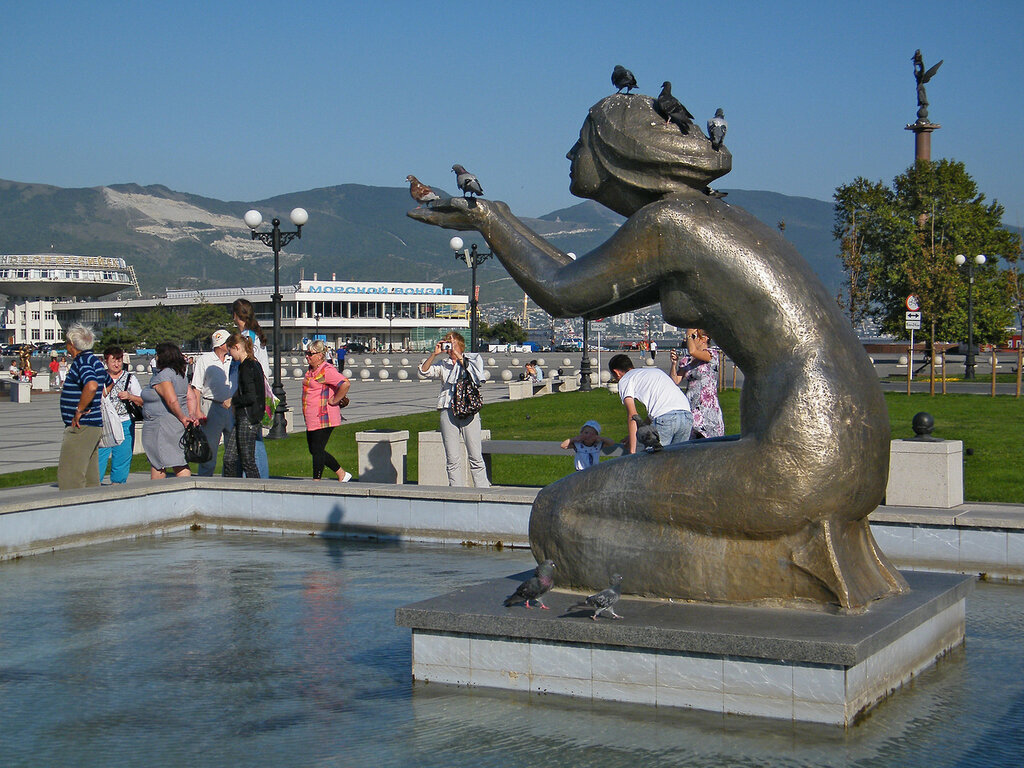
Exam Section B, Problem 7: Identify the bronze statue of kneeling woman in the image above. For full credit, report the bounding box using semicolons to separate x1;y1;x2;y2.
410;93;906;611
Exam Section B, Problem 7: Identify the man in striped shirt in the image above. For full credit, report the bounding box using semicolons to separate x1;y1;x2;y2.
58;324;106;490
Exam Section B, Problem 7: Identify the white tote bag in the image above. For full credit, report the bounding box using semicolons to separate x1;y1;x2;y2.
99;395;126;448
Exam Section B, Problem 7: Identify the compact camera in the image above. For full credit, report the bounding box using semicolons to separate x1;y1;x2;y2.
441;342;453;351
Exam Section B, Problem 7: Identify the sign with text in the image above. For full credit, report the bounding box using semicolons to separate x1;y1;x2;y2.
905;311;922;330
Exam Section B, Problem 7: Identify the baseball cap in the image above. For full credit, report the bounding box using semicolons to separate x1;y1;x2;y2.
211;329;230;348
583;420;602;434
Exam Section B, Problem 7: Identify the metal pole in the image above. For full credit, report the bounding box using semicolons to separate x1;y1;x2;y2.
907;330;913;395
580;319;592;391
991;348;997;397
966;261;977;380
269;219;287;439
469;246;478;353
1017;345;1022;398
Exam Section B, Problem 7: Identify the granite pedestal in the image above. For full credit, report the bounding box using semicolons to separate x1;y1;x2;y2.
396;571;971;726
886;438;963;508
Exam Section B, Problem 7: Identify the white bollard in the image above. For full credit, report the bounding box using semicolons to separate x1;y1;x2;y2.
487;357;496;367
512;357;521;367
501;369;513;381
343;369;353;378
292;368;302;379
379;369;390;380
397;369;409;380
562;358;572;367
600;370;612;383
536;357;546;366
364;358;373;366
360;369;371;380
382;357;391;366
401;357;410;366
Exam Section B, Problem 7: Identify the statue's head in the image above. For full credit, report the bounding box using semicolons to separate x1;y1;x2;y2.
567;94;731;215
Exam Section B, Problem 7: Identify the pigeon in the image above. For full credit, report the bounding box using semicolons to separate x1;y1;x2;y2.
503;559;556;609
631;414;662;452
653;81;694;134
406;175;440;207
703;186;728;199
572;574;624;620
452;164;484;198
611;65;637;94
707;108;727;151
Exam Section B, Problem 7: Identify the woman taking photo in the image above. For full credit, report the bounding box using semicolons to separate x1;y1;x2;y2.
141;342;196;479
418;332;489;488
670;328;725;439
301;340;352;482
222;334;263;478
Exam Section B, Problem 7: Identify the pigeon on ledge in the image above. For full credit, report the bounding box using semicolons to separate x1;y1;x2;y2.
707;108;727;151
631;414;662;452
452;164;484;198
406;175;440;207
503;559;556;609
572;574;624;620
611;65;637;94
653;81;694;134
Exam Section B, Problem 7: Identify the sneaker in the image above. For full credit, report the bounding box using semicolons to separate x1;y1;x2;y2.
340;472;352;483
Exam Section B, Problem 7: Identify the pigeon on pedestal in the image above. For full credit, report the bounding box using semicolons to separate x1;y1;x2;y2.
572;574;624;620
503;559;556;609
707;108;727;151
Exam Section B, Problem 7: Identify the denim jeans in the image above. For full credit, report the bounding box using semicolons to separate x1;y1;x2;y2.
653;409;693;447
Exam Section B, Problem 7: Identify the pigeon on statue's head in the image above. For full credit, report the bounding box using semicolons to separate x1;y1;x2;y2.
611;65;637;94
452;164;484;198
572;573;624;620
653;81;695;134
707;108;727;151
503;559;556;609
406;175;440;207
631;414;662;452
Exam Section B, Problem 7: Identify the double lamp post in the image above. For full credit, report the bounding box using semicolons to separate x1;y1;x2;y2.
954;253;986;380
243;206;308;439
449;237;491;353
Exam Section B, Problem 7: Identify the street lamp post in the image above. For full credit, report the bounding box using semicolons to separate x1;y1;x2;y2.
113;311;121;329
580;319;593;391
954;253;986;380
314;312;322;340
384;309;395;353
449;237;492;353
244;207;308;439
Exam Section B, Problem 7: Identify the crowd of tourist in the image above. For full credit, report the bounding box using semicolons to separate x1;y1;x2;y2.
53;314;725;491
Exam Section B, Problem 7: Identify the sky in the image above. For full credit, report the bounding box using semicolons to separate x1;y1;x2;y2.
3;0;1023;227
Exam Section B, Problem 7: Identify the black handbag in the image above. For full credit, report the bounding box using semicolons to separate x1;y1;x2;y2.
124;373;144;422
451;364;483;419
180;422;212;464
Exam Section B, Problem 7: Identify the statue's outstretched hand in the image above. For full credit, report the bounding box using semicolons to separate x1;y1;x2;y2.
407;196;496;231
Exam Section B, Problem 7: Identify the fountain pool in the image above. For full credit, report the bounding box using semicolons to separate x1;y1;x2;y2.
0;533;1021;767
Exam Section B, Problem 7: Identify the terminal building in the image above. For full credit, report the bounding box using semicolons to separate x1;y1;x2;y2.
54;278;469;352
1;254;138;346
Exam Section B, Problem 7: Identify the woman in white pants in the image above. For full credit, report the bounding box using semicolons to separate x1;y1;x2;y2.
418;332;489;488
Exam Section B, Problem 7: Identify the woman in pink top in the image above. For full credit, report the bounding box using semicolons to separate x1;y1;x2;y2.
300;340;352;481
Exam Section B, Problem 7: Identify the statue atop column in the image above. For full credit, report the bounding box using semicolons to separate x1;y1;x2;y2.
912;49;943;123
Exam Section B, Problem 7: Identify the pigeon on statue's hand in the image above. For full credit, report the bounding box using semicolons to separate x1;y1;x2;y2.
653;81;695;134
503;559;556;609
452;164;484;198
611;65;637;94
406;175;440;207
631;414;662;452
572;574;624;620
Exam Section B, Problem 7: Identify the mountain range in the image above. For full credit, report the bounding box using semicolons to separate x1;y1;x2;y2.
0;178;843;303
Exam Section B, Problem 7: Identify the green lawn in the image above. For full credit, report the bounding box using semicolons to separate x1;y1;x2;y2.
3;390;1021;503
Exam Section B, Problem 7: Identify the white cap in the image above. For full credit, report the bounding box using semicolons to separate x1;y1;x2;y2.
211;329;230;348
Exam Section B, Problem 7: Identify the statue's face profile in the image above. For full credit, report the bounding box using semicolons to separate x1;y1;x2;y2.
566;122;603;200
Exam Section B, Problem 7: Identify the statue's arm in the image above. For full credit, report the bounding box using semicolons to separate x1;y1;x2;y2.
409;197;681;318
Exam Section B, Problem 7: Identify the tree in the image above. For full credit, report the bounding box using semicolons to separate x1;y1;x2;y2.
184;301;233;349
480;318;527;344
129;304;187;348
833;160;1020;343
95;326;140;352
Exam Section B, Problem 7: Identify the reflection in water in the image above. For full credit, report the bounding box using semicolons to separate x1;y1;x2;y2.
0;534;1021;767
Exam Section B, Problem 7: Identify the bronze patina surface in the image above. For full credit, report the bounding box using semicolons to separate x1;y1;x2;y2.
410;93;907;610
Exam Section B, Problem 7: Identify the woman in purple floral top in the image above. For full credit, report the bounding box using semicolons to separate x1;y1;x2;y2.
670;328;725;439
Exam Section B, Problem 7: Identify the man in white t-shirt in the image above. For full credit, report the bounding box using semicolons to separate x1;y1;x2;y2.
608;353;692;453
189;329;237;476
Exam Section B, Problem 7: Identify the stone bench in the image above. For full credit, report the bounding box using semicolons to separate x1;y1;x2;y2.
507;380;551;400
480;439;625;476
